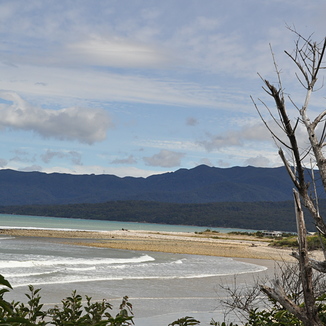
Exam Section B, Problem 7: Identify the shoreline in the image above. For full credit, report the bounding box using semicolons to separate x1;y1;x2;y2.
1;227;305;325
0;227;300;261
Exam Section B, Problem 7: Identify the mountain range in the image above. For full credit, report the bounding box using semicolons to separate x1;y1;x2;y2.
0;164;322;206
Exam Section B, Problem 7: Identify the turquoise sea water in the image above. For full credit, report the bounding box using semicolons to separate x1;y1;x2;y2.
0;213;257;233
0;214;265;325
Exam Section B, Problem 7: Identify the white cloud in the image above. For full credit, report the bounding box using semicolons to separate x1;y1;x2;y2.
217;159;231;168
10;149;36;163
0;63;229;109
186;117;198;126
68;35;169;68
143;149;185;167
198;158;213;166
0;91;112;144
19;164;43;172
0;158;8;167
138;139;203;152
40;164;166;178
110;155;137;164
215;145;282;168
244;155;271;167
198;119;273;152
199;132;242;151
41;149;82;165
0;0;324;178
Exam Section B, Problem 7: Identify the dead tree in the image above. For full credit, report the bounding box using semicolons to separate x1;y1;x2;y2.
253;29;326;326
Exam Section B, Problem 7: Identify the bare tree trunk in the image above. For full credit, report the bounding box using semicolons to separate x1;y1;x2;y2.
253;30;326;326
293;190;322;326
261;190;323;326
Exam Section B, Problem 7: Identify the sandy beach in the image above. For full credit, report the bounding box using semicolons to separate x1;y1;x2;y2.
0;227;301;262
1;226;314;326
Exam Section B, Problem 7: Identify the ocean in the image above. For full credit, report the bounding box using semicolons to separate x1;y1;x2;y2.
0;214;269;325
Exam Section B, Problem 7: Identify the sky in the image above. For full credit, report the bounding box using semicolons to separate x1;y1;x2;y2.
0;1;326;178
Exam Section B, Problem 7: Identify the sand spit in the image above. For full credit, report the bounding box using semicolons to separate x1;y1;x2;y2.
0;227;302;261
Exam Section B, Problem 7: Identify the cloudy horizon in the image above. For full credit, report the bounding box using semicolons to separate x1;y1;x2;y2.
0;1;325;177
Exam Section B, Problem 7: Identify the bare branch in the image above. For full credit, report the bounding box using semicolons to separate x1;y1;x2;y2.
285;50;310;86
251;96;292;149
279;149;300;189
270;43;283;89
319;121;326;146
311;110;326;130
260;280;308;322
253;29;326;326
312;38;326;81
258;96;288;133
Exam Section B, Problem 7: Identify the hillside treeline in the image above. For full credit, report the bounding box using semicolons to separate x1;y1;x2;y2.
0;165;323;206
1;199;324;232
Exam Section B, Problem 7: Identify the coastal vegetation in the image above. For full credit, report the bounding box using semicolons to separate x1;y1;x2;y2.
0;272;241;325
270;234;326;251
1;199;325;232
0;274;135;326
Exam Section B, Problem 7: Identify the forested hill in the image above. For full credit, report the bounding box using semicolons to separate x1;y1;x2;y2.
0;165;323;206
0;199;324;232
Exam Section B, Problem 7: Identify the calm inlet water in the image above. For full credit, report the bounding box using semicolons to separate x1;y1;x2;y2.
0;213;257;233
0;214;266;325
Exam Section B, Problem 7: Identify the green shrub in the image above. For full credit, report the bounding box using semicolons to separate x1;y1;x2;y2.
6;271;326;326
270;236;298;248
271;234;326;251
1;274;239;326
306;235;326;250
0;275;134;326
168;316;200;325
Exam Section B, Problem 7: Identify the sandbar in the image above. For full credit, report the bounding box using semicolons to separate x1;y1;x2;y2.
0;227;303;262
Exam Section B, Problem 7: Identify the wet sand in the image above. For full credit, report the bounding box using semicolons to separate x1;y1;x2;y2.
0;227;299;261
1;227;309;325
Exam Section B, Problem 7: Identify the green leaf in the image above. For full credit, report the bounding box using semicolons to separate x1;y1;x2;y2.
0;300;13;314
0;316;34;325
169;316;201;326
0;289;10;296
0;275;12;290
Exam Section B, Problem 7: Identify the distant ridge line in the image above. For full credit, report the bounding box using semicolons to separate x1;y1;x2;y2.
0;165;323;206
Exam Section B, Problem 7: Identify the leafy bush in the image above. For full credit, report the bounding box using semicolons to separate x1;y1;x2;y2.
227;231;254;236
306;235;326;251
270;234;326;251
168;316;200;325
270;236;298;248
0;275;134;326
9;271;324;326
0;274;243;326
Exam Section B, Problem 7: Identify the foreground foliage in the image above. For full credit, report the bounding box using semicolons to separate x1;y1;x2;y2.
220;261;326;326
0;275;134;326
3;269;326;326
0;274;235;326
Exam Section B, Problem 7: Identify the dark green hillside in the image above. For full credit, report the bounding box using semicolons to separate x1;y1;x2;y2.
0;165;324;205
0;199;323;232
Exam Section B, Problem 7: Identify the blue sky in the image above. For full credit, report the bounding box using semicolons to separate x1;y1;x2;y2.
0;0;325;177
